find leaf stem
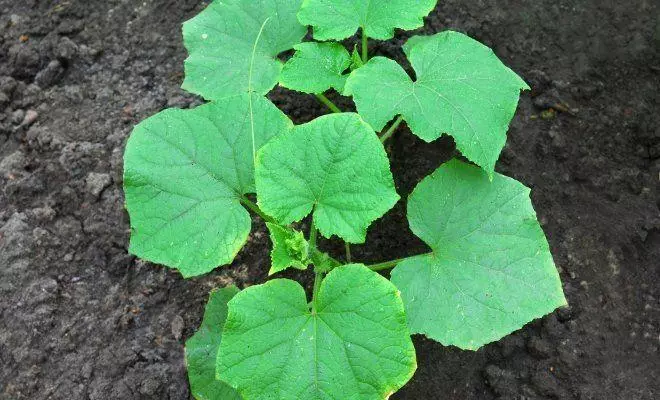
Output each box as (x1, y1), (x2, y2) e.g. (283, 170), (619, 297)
(248, 17), (272, 164)
(379, 115), (404, 143)
(309, 219), (324, 312)
(240, 196), (274, 223)
(361, 29), (369, 63)
(314, 93), (342, 114)
(367, 252), (432, 272)
(308, 223), (318, 249)
(312, 270), (323, 312)
(345, 243), (352, 263)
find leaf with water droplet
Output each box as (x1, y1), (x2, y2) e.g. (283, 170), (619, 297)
(280, 42), (351, 94)
(298, 0), (437, 41)
(124, 94), (292, 277)
(390, 160), (566, 350)
(185, 286), (242, 400)
(183, 0), (307, 100)
(217, 264), (416, 399)
(345, 31), (530, 176)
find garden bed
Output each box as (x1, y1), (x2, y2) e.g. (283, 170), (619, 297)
(0, 0), (658, 398)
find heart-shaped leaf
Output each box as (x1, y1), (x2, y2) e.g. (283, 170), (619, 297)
(390, 160), (566, 350)
(345, 31), (530, 176)
(183, 0), (306, 100)
(217, 264), (416, 399)
(298, 0), (437, 41)
(124, 95), (292, 277)
(255, 113), (399, 243)
(185, 286), (242, 400)
(280, 42), (351, 94)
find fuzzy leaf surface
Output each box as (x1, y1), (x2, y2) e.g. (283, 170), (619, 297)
(345, 31), (530, 175)
(185, 286), (242, 400)
(182, 0), (306, 100)
(298, 0), (437, 41)
(390, 160), (567, 350)
(266, 223), (310, 275)
(255, 113), (399, 243)
(217, 264), (416, 400)
(124, 95), (292, 277)
(280, 42), (351, 94)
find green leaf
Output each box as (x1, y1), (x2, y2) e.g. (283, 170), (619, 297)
(311, 251), (341, 273)
(124, 95), (293, 277)
(266, 223), (311, 275)
(186, 286), (242, 400)
(280, 42), (351, 94)
(182, 0), (307, 100)
(298, 0), (437, 41)
(217, 264), (416, 399)
(390, 160), (566, 350)
(345, 31), (530, 176)
(350, 45), (364, 71)
(255, 113), (399, 243)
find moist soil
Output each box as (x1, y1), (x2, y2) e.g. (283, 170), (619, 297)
(1, 1), (659, 399)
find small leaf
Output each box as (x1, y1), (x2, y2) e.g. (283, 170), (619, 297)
(280, 42), (351, 94)
(182, 0), (307, 100)
(255, 113), (399, 243)
(185, 286), (242, 400)
(311, 251), (341, 273)
(124, 95), (292, 277)
(266, 223), (310, 275)
(390, 160), (566, 350)
(350, 45), (364, 71)
(217, 264), (416, 400)
(298, 0), (437, 41)
(345, 31), (530, 176)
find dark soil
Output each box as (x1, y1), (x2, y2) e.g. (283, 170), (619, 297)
(1, 1), (659, 399)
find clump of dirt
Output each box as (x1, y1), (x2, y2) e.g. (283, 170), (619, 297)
(0, 1), (658, 399)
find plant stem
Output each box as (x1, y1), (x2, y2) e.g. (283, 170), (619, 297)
(309, 219), (323, 312)
(240, 196), (275, 223)
(380, 115), (404, 143)
(367, 252), (433, 272)
(311, 270), (323, 312)
(361, 29), (369, 63)
(345, 243), (352, 263)
(308, 223), (318, 249)
(315, 93), (342, 114)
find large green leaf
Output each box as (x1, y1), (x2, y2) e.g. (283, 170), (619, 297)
(185, 286), (242, 400)
(217, 264), (416, 400)
(390, 160), (566, 350)
(182, 0), (306, 100)
(345, 31), (530, 176)
(280, 42), (351, 94)
(266, 223), (311, 275)
(124, 95), (292, 277)
(298, 0), (437, 41)
(255, 113), (399, 243)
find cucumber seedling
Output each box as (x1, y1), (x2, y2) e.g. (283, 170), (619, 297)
(123, 1), (566, 399)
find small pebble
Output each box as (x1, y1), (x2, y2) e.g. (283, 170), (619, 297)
(22, 109), (38, 127)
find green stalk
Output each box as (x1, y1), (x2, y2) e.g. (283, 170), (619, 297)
(361, 29), (369, 63)
(380, 115), (404, 143)
(308, 223), (318, 249)
(309, 220), (323, 312)
(240, 196), (274, 223)
(315, 93), (342, 114)
(367, 252), (433, 272)
(311, 270), (324, 312)
(345, 243), (352, 263)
